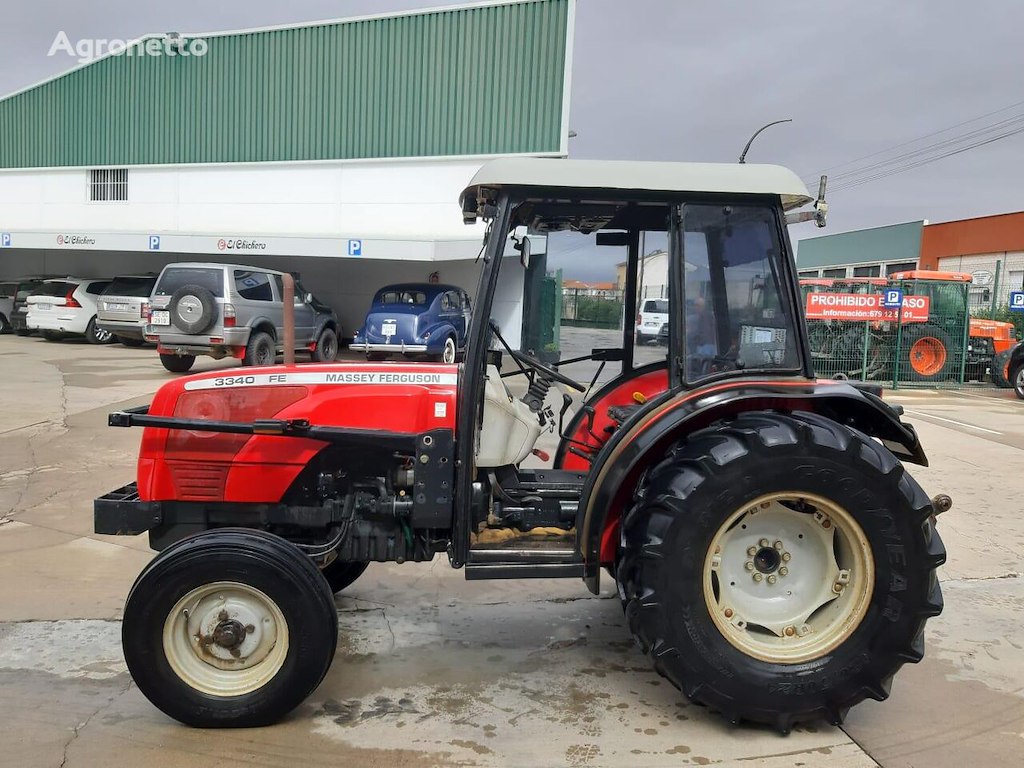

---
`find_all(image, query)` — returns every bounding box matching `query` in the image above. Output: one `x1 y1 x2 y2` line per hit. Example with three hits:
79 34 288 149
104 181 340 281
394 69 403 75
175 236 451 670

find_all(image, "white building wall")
0 158 489 241
937 251 1024 309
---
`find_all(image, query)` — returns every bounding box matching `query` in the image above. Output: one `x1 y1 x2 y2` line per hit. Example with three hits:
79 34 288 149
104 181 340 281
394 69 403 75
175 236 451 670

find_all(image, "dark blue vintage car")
350 283 471 363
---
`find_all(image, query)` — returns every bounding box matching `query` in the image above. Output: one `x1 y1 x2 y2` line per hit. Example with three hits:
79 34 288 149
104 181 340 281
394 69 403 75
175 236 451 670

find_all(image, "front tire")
122 529 338 727
617 411 945 732
160 353 195 373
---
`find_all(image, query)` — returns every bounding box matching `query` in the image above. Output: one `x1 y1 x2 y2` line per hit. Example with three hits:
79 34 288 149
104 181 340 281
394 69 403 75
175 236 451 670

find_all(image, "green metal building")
796 220 924 279
0 0 574 342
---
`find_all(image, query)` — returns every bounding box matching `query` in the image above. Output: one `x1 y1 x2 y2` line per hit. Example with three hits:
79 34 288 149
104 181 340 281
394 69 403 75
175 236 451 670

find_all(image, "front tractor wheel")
617 411 945 732
122 529 338 727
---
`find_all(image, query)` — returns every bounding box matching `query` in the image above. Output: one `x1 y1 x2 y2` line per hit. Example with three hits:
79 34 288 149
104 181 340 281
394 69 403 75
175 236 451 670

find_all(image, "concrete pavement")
0 332 1021 767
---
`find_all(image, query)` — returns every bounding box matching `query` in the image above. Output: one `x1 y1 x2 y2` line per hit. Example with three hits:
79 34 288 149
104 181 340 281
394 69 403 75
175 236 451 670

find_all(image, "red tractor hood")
138 362 459 503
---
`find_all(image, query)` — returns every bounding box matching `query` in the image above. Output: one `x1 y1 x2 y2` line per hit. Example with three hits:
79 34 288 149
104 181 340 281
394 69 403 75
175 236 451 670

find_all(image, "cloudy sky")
3 0 1023 279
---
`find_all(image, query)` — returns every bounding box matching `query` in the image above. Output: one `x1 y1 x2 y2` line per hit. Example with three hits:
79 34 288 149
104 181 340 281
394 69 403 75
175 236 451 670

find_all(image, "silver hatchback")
146 263 340 373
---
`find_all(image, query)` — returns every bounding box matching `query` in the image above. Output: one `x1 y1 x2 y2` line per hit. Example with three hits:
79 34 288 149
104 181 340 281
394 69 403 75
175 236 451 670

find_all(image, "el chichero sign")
804 292 930 323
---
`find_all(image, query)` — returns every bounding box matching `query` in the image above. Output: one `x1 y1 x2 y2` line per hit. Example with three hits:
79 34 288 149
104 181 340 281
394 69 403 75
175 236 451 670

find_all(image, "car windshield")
377 289 427 305
104 276 156 297
154 268 224 297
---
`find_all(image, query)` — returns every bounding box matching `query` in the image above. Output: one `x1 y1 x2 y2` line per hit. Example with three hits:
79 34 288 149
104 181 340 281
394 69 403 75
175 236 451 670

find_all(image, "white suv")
26 278 116 344
635 298 669 345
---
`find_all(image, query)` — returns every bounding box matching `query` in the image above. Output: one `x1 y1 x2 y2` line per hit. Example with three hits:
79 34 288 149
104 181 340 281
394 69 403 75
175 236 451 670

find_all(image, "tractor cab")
457 159 821 578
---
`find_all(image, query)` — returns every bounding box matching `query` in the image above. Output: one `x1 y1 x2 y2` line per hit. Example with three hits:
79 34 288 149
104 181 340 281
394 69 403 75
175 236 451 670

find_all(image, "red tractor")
96 158 947 733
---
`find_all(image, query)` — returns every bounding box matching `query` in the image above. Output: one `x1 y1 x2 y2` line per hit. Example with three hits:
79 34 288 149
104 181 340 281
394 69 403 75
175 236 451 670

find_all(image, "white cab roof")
462 157 812 210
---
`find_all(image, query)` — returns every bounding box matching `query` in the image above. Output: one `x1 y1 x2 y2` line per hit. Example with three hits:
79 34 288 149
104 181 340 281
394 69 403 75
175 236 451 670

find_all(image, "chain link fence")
561 288 624 329
802 277 971 389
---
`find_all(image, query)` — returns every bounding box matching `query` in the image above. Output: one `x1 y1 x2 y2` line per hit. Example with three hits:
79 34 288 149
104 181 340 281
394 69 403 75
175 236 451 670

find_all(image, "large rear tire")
617 411 945 732
902 324 953 382
992 348 1014 388
122 529 338 727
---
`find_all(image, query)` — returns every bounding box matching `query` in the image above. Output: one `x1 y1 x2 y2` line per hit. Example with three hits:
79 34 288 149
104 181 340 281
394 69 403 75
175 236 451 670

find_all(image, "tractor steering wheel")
488 321 586 392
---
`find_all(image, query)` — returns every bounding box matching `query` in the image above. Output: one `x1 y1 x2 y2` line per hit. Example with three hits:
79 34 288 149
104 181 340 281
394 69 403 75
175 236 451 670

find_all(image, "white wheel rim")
703 492 874 664
163 581 289 696
443 338 456 363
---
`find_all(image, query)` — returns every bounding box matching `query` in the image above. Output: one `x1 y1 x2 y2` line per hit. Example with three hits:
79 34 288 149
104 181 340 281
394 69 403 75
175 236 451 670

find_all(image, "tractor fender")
577 378 927 594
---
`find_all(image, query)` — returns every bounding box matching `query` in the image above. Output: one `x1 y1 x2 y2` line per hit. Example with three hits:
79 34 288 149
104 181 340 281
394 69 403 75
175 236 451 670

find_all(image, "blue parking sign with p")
882 288 903 308
347 239 362 256
1010 291 1024 312
1 232 10 247
148 235 161 250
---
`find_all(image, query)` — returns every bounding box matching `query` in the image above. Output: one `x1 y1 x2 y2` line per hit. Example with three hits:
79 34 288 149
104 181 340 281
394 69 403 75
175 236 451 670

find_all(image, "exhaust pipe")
282 272 296 366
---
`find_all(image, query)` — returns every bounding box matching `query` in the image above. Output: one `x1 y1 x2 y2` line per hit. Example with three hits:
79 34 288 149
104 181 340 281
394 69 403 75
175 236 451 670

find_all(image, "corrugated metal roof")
797 220 924 269
0 0 571 169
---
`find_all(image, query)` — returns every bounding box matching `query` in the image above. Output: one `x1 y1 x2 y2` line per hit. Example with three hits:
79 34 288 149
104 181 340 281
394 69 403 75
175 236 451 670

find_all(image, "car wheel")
121 529 338 727
86 317 115 345
244 331 275 367
42 330 64 341
440 335 457 364
0 314 10 334
160 354 196 373
118 336 146 347
311 327 338 363
1013 362 1024 400
617 411 944 732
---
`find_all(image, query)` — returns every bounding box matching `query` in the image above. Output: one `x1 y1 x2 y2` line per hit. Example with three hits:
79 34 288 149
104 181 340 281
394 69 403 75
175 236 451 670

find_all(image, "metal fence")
802 277 971 389
561 288 624 329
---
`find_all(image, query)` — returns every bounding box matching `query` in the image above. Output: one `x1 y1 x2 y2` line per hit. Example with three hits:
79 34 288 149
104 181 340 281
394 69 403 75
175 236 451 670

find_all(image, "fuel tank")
136 363 458 504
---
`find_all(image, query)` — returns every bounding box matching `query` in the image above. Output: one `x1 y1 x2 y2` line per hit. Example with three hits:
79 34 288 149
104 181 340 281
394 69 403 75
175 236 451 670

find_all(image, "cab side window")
234 271 273 302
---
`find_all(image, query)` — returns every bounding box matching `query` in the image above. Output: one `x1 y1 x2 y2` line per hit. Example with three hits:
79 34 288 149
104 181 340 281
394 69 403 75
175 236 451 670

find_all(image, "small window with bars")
89 169 128 201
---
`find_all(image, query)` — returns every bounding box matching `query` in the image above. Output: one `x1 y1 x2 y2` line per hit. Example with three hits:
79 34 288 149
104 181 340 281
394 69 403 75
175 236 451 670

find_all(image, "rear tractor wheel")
121 529 338 727
617 411 945 732
992 348 1014 388
903 325 953 382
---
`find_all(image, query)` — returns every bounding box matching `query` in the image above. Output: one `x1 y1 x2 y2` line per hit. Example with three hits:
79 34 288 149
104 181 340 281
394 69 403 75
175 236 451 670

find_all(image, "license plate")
37 303 51 311
151 310 170 326
106 303 129 312
382 321 397 337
